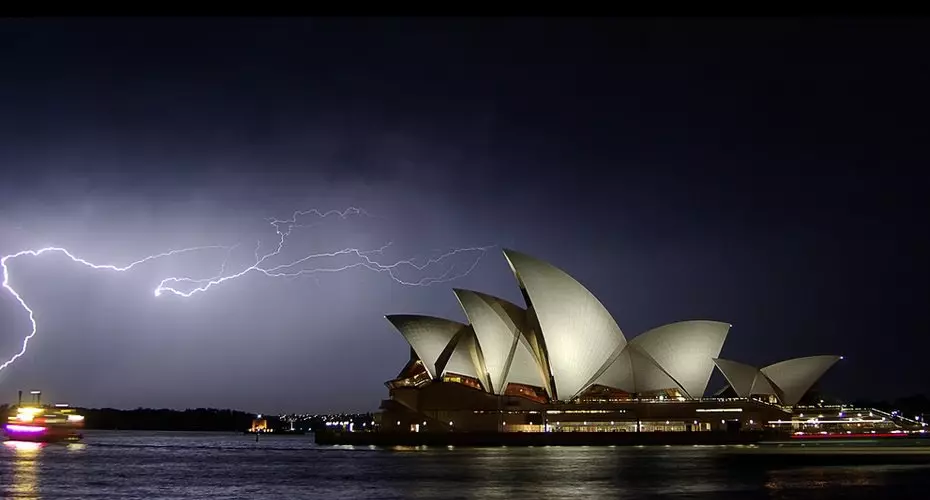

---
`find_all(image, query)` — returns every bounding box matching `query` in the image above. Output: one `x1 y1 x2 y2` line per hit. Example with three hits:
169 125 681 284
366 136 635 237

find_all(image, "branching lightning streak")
0 245 230 372
1 207 491 373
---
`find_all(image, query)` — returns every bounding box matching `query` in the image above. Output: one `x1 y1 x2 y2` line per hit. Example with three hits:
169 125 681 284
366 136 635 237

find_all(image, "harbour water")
2 431 929 499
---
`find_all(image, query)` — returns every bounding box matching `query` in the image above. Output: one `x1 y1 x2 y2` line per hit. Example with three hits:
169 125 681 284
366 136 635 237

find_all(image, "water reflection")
764 464 925 491
396 446 753 499
3 433 930 499
4 440 43 499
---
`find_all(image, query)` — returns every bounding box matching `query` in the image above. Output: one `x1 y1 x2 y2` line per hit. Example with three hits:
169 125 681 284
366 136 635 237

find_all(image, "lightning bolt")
1 207 491 374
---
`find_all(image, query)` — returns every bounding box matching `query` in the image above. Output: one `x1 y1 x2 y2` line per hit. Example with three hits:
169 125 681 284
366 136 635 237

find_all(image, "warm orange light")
14 407 44 423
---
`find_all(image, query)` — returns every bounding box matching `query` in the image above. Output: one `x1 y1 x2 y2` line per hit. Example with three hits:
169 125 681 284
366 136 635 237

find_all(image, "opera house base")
314 430 784 447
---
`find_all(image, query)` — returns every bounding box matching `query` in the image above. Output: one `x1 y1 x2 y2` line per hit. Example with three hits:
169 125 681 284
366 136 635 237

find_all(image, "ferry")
3 391 84 443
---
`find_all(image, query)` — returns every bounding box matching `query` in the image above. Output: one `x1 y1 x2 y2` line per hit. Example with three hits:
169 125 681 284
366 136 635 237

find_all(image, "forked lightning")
1 208 491 373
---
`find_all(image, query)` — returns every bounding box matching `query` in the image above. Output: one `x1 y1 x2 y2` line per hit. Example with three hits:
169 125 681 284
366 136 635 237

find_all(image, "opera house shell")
380 249 843 433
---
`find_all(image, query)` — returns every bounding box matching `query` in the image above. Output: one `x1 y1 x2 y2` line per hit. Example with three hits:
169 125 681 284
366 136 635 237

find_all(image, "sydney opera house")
377 249 846 434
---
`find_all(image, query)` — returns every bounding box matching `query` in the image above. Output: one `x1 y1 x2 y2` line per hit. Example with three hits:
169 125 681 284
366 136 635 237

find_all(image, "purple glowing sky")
0 18 926 413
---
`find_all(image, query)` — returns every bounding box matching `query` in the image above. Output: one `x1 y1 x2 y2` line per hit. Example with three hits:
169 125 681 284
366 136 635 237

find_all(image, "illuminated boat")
3 390 84 443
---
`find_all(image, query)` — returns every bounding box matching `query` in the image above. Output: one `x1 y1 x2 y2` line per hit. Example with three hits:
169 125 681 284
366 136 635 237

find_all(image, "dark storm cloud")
0 18 927 412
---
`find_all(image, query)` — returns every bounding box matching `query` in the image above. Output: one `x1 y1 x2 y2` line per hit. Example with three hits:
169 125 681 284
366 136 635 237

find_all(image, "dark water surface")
2 431 929 499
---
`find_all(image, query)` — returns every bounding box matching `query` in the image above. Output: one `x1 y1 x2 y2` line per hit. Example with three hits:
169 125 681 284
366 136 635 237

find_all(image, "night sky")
0 18 926 413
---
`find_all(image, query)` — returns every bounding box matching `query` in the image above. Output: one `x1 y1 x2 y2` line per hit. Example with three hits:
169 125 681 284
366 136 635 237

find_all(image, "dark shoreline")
0 405 374 434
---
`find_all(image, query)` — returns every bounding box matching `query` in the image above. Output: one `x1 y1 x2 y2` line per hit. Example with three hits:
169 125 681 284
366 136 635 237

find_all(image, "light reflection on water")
4 440 43 499
0 431 928 499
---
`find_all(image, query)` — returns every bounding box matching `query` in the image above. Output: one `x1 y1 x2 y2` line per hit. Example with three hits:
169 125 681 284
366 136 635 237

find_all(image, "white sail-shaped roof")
439 326 483 382
714 355 841 406
519 307 555 397
750 372 779 398
454 289 536 393
713 358 759 398
384 249 844 406
384 315 469 379
592 344 685 394
631 321 730 398
591 348 635 392
503 249 627 401
506 339 546 388
626 346 685 394
760 355 842 406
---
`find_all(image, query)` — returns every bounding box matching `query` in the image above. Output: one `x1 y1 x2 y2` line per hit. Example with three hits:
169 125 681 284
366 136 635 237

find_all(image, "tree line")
0 405 254 431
